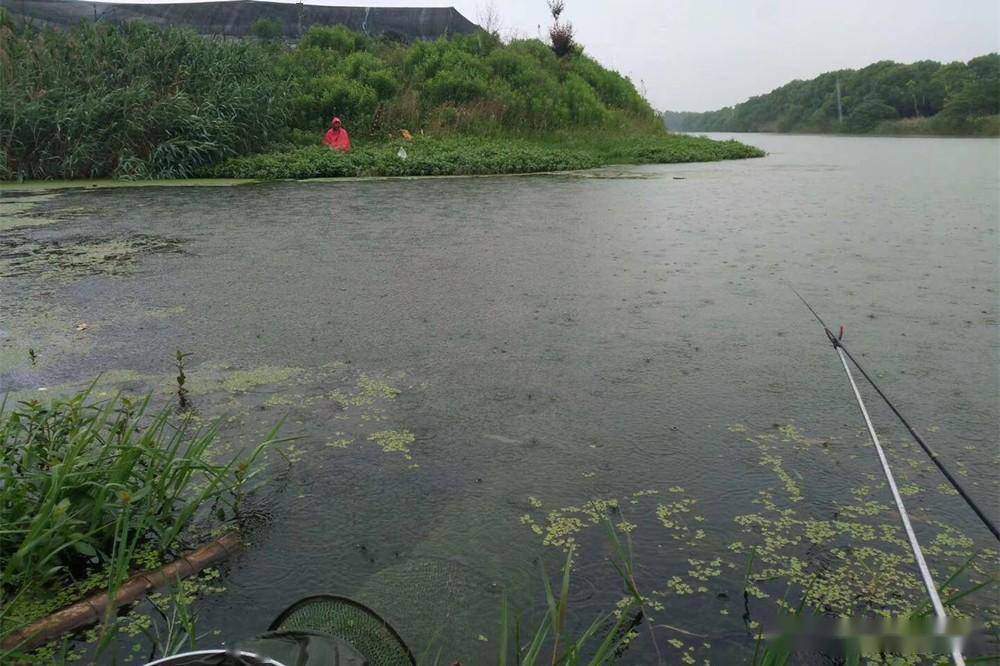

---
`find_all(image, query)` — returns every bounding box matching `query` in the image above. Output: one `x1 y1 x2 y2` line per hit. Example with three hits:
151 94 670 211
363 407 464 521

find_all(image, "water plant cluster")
0 390 276 660
211 134 762 179
516 424 998 663
0 14 762 181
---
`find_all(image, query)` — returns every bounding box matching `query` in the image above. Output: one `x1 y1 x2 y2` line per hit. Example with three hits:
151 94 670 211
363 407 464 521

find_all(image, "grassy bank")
211 134 764 180
0 17 762 182
0 390 276 662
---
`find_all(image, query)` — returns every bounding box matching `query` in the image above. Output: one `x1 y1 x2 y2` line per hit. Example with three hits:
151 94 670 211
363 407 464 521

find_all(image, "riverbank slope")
0 18 762 183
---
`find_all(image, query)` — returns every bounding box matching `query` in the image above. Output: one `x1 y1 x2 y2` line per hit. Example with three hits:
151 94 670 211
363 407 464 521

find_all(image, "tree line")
664 54 1000 136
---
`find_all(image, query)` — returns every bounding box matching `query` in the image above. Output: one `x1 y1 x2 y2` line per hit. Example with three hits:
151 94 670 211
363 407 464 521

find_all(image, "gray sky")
115 0 1000 111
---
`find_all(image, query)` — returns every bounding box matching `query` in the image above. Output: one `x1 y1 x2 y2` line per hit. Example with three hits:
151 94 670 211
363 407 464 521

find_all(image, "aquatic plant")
210 134 763 180
0 389 277 636
517 425 998 663
174 350 192 411
494 543 641 665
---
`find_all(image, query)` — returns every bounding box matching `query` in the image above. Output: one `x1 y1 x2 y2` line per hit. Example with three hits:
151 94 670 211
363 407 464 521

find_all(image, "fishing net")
144 596 413 666
268 595 415 666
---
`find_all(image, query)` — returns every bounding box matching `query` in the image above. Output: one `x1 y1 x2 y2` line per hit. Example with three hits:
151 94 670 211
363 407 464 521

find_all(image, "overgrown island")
664 54 1000 136
0 12 762 183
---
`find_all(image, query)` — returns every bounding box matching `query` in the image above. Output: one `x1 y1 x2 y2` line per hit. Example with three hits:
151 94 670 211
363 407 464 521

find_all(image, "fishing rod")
791 288 999 542
790 288 985 666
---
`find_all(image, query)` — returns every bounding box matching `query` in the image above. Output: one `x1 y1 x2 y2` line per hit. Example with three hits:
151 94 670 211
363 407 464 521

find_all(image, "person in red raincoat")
323 117 352 152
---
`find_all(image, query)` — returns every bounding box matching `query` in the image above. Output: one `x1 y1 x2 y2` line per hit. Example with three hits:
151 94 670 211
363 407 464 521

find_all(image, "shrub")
424 68 490 106
845 98 900 132
549 22 575 58
299 25 369 54
251 17 283 42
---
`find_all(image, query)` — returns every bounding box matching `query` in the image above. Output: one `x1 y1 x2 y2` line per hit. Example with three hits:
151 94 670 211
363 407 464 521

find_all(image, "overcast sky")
114 0 1000 111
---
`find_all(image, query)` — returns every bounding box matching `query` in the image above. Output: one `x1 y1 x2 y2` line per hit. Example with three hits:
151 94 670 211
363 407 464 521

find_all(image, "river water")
1 133 998 663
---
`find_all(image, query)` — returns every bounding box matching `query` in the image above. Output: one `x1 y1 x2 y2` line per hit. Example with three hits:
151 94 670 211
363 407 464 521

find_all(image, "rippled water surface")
2 133 998 663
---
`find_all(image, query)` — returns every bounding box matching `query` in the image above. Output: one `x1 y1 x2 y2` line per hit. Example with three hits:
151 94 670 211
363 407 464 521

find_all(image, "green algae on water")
517 424 997 664
0 235 184 280
367 428 416 459
0 194 64 230
0 178 257 194
222 366 304 392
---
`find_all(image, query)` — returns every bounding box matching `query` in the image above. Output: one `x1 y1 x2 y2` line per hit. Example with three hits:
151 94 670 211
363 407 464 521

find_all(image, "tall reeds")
0 21 284 180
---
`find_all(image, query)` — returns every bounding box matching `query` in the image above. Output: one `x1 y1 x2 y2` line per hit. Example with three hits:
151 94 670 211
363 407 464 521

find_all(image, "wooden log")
2 531 241 652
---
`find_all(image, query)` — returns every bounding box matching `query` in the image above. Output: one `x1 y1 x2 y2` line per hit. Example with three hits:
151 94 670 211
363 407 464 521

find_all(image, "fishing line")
834 343 964 666
790 287 972 665
790 288 999 542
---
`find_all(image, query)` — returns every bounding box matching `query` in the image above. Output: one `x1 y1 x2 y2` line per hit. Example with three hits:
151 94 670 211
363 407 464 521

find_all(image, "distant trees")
844 98 899 133
664 54 1000 135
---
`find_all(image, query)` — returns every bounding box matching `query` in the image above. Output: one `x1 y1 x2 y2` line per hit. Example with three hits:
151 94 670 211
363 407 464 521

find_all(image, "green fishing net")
267 595 415 666
144 596 413 666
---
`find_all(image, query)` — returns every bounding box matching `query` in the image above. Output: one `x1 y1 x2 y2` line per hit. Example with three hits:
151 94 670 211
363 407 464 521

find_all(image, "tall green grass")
0 20 284 180
484 517 651 665
0 388 276 648
0 19 759 181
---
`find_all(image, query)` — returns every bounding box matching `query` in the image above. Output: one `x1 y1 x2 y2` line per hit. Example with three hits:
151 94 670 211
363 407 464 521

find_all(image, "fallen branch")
2 531 241 652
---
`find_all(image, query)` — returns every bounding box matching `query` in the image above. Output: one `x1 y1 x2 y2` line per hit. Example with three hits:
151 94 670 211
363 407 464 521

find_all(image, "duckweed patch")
0 233 184 279
518 424 997 663
7 360 420 473
519 493 657 550
367 429 416 459
0 194 65 230
222 366 304 393
0 302 94 375
0 179 257 194
729 433 992 618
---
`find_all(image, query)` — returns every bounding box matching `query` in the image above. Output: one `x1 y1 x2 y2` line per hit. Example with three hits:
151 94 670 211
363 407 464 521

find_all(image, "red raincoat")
323 117 352 152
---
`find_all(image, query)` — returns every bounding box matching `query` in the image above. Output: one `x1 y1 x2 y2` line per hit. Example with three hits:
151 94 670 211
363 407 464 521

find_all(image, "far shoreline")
0 158 763 194
677 129 1000 140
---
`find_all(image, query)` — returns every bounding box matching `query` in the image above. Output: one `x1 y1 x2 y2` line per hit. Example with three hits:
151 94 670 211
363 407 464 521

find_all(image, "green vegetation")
0 389 275 658
0 16 761 181
517 424 998 663
664 54 1000 136
493 543 641 665
0 19 284 180
212 134 760 179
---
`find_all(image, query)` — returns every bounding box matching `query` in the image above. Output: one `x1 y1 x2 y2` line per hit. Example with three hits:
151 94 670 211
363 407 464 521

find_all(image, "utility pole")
835 78 843 124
